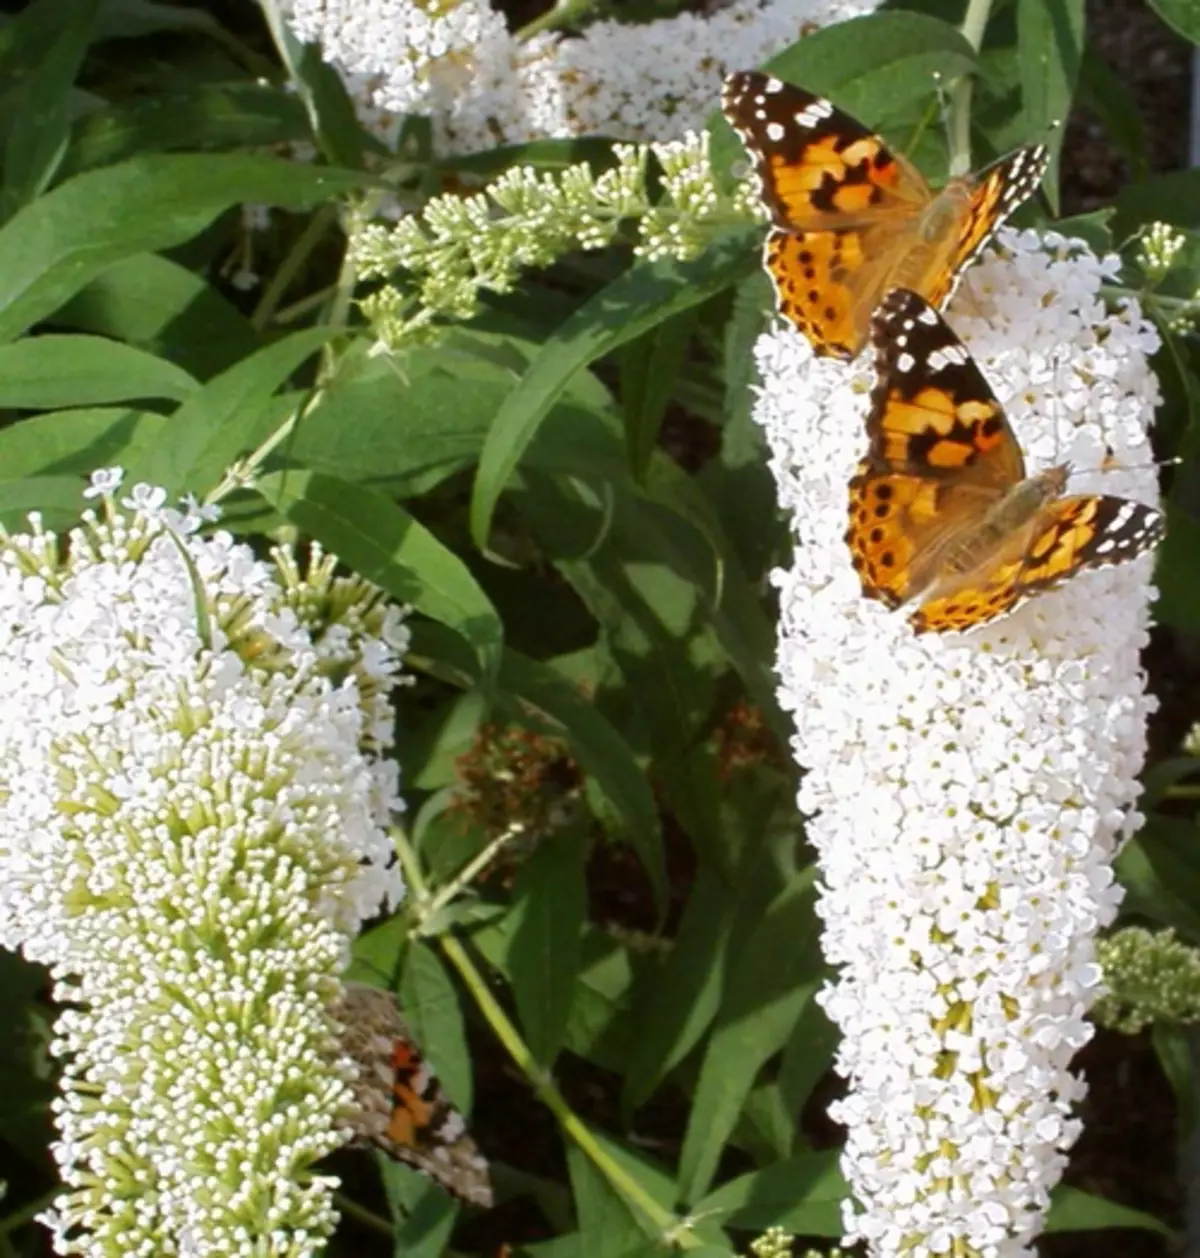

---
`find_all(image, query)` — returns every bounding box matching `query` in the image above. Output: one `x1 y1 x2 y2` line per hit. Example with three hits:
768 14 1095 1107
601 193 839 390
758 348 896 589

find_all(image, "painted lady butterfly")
722 71 1049 360
846 288 1165 634
334 983 493 1208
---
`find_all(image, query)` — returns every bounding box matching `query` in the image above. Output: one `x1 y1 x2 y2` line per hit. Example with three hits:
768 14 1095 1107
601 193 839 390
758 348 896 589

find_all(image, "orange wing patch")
722 71 1049 360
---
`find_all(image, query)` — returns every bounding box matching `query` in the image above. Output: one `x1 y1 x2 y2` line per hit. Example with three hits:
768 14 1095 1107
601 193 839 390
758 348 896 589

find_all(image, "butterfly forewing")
927 146 1051 311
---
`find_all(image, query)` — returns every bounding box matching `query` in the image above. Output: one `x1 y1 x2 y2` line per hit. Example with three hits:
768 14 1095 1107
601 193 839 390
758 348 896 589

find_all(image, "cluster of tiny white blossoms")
752 232 1163 1256
0 471 408 1257
281 0 875 155
353 129 757 345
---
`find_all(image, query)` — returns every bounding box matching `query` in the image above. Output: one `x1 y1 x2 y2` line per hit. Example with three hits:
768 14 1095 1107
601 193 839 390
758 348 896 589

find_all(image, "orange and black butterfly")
846 289 1165 634
722 71 1049 360
335 983 493 1207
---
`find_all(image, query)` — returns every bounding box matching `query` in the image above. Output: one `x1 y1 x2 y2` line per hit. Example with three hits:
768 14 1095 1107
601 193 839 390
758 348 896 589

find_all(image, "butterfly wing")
911 494 1165 634
925 146 1051 310
846 288 1025 605
335 983 494 1208
723 71 931 359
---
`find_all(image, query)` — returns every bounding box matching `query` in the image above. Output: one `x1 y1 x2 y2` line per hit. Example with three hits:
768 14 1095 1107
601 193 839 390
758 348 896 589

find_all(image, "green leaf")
1151 1022 1196 1139
62 84 312 176
469 229 758 551
1051 209 1114 255
692 1150 846 1233
776 993 839 1132
0 334 197 408
1076 42 1149 181
507 833 588 1067
287 335 632 497
708 272 777 576
1115 816 1200 945
0 951 54 1165
623 868 732 1113
439 137 618 179
1113 170 1200 237
399 943 473 1111
0 407 167 484
94 0 232 40
567 1144 657 1258
54 253 261 380
1151 499 1200 630
498 650 664 898
0 0 97 217
563 929 638 1069
618 307 697 483
1017 0 1084 210
0 473 106 530
259 471 505 690
131 327 331 496
0 154 368 342
378 1161 459 1258
1146 0 1200 42
1046 1185 1173 1235
765 11 976 123
678 870 823 1203
259 4 381 170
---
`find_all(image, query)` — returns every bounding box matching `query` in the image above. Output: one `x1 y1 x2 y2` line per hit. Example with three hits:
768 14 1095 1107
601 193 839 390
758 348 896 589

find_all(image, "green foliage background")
0 0 1198 1254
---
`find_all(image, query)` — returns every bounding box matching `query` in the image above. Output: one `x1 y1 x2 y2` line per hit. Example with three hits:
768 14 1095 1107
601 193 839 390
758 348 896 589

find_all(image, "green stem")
411 826 522 937
392 829 697 1246
334 1192 395 1236
251 204 339 332
202 385 323 508
947 0 995 175
272 285 340 326
516 0 606 41
439 931 698 1245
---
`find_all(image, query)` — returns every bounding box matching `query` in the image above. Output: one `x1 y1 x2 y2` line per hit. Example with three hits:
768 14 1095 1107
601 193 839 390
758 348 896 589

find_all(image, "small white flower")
84 467 123 498
754 232 1161 1257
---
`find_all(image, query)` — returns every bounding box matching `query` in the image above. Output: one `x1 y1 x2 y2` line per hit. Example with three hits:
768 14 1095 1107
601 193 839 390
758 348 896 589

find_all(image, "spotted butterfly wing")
722 71 1048 359
846 288 1165 633
334 983 493 1207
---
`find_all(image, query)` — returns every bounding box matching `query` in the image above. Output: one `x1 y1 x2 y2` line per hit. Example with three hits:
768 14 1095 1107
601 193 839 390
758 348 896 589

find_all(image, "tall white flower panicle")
0 473 408 1257
752 232 1162 1257
281 0 877 155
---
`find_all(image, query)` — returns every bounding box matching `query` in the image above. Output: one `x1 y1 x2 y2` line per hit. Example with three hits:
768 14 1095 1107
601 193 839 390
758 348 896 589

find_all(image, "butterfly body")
847 289 1164 634
722 71 1049 359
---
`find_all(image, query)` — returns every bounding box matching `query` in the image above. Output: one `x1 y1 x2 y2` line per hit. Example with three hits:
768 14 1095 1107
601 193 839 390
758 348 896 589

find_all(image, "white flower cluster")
0 473 406 1257
752 233 1162 1256
282 0 876 155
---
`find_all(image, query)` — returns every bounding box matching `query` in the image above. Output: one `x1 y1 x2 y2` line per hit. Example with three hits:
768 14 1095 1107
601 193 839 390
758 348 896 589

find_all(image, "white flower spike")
0 473 407 1257
753 232 1163 1256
